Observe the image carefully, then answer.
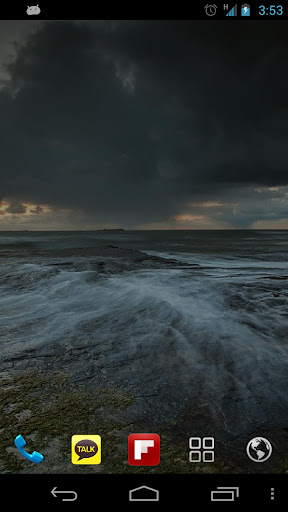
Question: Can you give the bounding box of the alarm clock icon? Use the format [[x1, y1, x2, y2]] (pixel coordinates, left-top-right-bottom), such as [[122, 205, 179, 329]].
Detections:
[[204, 4, 217, 17]]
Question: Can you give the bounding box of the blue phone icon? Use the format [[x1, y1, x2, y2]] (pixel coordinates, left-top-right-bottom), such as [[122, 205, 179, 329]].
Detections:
[[14, 435, 44, 463]]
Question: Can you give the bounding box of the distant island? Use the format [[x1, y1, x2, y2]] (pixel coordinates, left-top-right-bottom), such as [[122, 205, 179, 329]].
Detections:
[[102, 229, 125, 232]]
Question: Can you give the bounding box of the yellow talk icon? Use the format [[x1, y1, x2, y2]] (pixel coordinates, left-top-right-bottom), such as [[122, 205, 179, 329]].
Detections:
[[71, 435, 101, 465]]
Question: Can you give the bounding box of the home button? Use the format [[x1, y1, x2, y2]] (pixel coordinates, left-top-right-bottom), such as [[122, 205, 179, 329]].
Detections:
[[129, 485, 159, 502]]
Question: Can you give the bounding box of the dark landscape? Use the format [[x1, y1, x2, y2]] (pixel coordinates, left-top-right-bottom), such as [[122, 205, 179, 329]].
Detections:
[[1, 230, 288, 473], [0, 19, 288, 474]]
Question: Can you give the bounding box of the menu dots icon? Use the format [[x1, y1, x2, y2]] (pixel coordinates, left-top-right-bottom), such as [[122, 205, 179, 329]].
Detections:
[[189, 437, 215, 463]]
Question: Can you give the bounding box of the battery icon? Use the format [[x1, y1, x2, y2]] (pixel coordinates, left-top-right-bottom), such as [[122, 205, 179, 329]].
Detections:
[[241, 3, 250, 16]]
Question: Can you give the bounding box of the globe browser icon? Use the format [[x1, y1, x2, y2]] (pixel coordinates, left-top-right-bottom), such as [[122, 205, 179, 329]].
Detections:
[[246, 437, 272, 463]]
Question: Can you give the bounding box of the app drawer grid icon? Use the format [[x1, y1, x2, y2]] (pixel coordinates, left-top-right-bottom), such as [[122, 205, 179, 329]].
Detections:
[[189, 437, 214, 463]]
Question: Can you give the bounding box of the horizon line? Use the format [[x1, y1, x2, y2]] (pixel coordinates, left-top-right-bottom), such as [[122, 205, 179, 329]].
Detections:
[[0, 228, 288, 232]]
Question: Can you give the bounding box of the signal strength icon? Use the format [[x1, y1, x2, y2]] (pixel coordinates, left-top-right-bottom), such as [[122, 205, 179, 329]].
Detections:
[[226, 4, 238, 16]]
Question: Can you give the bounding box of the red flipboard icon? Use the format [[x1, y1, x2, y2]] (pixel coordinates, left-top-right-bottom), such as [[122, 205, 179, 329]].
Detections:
[[128, 434, 160, 466]]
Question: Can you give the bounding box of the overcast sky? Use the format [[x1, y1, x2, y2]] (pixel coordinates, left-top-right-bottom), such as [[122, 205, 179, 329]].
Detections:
[[0, 20, 287, 230]]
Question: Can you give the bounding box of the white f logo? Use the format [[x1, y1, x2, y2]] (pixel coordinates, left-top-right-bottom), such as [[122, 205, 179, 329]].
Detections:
[[134, 440, 154, 459]]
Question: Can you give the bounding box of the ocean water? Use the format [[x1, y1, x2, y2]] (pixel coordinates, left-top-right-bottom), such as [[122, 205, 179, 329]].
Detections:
[[1, 230, 288, 439]]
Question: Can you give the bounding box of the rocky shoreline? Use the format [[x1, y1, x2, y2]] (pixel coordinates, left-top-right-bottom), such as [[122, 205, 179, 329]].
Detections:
[[2, 368, 288, 474], [1, 246, 288, 474]]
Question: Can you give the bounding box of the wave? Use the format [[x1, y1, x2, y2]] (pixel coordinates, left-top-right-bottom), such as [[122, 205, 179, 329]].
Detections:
[[1, 254, 288, 436]]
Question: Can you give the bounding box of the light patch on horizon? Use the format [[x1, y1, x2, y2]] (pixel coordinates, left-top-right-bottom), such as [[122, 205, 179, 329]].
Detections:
[[25, 203, 52, 215], [175, 214, 204, 222], [137, 213, 233, 230], [0, 201, 9, 212], [0, 201, 52, 216], [171, 214, 231, 229], [255, 186, 283, 193], [188, 201, 234, 208], [254, 186, 288, 199], [0, 200, 126, 231]]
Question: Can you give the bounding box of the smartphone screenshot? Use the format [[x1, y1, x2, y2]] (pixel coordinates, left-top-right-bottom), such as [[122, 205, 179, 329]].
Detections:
[[0, 3, 288, 506]]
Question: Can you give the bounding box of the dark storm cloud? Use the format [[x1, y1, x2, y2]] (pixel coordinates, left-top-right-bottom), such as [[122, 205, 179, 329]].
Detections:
[[0, 20, 288, 227]]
